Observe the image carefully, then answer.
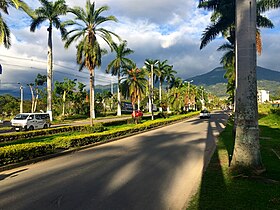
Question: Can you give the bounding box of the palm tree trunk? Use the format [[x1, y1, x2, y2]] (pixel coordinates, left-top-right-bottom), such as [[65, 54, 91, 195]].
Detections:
[[167, 82, 170, 113], [117, 71, 121, 116], [47, 25, 53, 120], [89, 69, 95, 126], [29, 85, 35, 113], [148, 76, 152, 113], [159, 80, 162, 112], [34, 89, 39, 113], [62, 90, 66, 116], [231, 0, 263, 171]]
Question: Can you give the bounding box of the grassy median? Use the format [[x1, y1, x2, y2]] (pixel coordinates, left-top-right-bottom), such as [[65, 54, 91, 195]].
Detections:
[[187, 106, 280, 209]]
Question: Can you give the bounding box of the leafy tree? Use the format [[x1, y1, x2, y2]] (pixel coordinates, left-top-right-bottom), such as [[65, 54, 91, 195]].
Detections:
[[106, 41, 134, 116], [72, 82, 88, 115], [0, 0, 34, 48], [63, 0, 119, 125], [0, 94, 19, 116], [30, 0, 67, 119], [96, 91, 113, 113], [54, 78, 76, 116]]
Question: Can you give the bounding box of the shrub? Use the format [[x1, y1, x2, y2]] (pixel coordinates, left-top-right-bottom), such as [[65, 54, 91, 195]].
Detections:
[[0, 143, 54, 165], [270, 107, 280, 116]]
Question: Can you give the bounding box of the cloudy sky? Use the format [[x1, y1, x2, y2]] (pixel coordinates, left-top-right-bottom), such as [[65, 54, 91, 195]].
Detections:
[[0, 0, 279, 95]]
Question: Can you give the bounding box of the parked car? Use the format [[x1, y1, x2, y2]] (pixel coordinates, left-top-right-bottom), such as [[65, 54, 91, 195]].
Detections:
[[11, 113, 51, 131], [132, 110, 143, 118], [200, 110, 211, 119]]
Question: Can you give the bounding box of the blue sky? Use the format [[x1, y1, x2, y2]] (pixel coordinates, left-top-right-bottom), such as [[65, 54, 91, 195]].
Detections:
[[0, 0, 279, 95]]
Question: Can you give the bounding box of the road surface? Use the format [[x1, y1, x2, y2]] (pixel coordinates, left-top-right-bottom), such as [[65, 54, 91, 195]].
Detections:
[[0, 111, 228, 210]]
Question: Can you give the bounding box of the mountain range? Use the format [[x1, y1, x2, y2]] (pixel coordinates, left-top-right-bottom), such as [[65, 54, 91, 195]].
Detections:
[[186, 66, 280, 86], [1, 66, 279, 98], [186, 66, 280, 98]]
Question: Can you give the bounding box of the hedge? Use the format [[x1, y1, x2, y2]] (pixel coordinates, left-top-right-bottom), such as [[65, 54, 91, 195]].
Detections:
[[0, 143, 55, 166], [0, 119, 126, 143], [0, 112, 199, 166]]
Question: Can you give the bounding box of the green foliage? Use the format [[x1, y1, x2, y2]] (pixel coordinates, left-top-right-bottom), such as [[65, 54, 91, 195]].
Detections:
[[0, 143, 54, 165], [156, 112, 169, 119], [270, 108, 280, 116]]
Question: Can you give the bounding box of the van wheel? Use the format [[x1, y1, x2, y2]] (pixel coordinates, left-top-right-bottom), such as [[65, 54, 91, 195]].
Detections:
[[29, 126, 34, 131], [43, 124, 48, 129]]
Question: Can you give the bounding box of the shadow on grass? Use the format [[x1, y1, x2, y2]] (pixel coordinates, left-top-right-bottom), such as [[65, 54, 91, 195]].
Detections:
[[187, 115, 280, 210]]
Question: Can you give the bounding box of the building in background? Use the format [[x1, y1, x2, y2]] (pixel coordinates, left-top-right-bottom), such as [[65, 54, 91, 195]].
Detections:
[[258, 90, 270, 103]]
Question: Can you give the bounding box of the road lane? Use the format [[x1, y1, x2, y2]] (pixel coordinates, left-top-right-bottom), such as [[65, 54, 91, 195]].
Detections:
[[0, 111, 228, 210]]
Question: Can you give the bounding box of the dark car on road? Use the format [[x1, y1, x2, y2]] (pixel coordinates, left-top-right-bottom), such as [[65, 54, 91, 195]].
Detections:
[[200, 110, 211, 119]]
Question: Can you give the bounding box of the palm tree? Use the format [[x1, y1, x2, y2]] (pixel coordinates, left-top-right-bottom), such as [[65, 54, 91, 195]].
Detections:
[[170, 77, 184, 112], [154, 60, 171, 111], [164, 66, 177, 112], [198, 0, 275, 50], [0, 0, 34, 48], [121, 64, 147, 119], [30, 0, 67, 120], [106, 41, 134, 116], [143, 59, 159, 113], [63, 0, 119, 125], [231, 0, 263, 172]]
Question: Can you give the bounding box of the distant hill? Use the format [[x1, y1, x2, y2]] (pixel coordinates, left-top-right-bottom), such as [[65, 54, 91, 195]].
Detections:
[[184, 66, 280, 97], [186, 66, 280, 86]]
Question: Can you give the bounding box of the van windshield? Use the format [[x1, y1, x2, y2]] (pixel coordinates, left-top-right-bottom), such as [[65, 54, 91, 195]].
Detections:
[[14, 114, 29, 120]]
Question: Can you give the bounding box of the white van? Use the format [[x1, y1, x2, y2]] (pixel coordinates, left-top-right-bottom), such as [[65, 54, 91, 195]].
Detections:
[[11, 113, 51, 131]]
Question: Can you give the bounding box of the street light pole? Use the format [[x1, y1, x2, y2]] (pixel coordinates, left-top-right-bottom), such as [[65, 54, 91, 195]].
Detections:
[[151, 64, 154, 120], [145, 60, 159, 120], [18, 83, 23, 113]]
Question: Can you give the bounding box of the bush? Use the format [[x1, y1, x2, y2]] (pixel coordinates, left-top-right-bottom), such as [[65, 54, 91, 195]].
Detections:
[[270, 107, 280, 116], [156, 112, 169, 119], [0, 143, 54, 165]]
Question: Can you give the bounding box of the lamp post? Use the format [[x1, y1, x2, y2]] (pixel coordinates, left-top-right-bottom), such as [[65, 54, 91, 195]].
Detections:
[[18, 83, 23, 113], [188, 80, 193, 111], [145, 60, 159, 120]]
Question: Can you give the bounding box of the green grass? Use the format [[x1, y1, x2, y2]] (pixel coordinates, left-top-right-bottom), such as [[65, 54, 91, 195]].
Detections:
[[187, 110, 280, 210]]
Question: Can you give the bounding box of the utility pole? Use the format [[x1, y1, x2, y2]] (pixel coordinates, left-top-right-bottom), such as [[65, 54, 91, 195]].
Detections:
[[145, 60, 159, 120], [18, 83, 23, 113]]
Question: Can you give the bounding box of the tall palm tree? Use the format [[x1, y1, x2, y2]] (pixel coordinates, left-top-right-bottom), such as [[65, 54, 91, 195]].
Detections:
[[144, 59, 159, 113], [198, 0, 275, 50], [30, 0, 67, 120], [231, 0, 263, 172], [63, 0, 119, 125], [164, 66, 177, 112], [121, 64, 147, 116], [0, 0, 34, 48], [106, 41, 134, 116], [170, 77, 184, 112], [154, 60, 171, 111]]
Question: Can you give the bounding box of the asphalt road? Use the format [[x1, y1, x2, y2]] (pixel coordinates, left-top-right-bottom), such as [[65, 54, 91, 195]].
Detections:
[[0, 111, 229, 210]]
